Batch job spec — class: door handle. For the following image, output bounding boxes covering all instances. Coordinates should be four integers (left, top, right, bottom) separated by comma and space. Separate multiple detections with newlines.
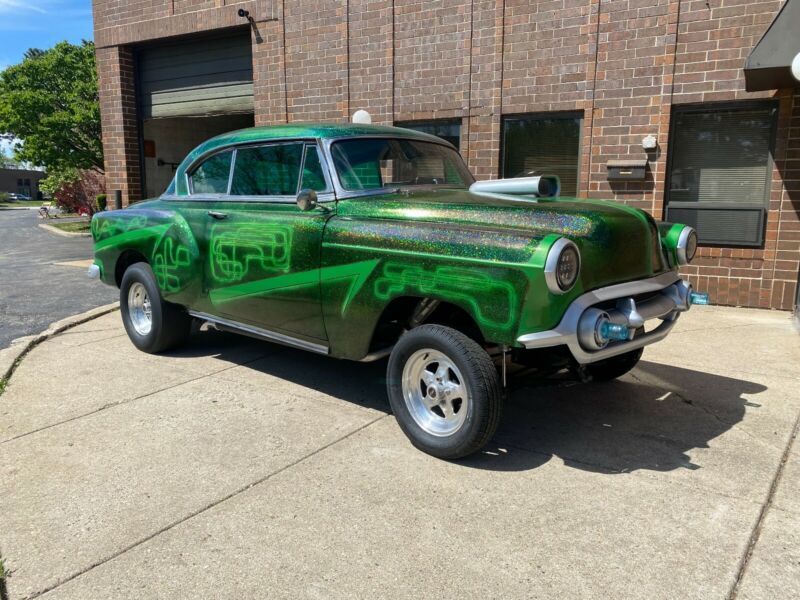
207, 211, 228, 220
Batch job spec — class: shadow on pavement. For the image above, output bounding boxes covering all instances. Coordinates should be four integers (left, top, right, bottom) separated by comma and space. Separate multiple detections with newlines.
164, 332, 766, 475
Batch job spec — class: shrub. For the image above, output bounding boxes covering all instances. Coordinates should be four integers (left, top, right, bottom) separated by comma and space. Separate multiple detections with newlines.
96, 193, 107, 212
40, 168, 105, 216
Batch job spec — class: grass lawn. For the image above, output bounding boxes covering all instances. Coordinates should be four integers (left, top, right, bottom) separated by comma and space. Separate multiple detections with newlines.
0, 200, 41, 208
48, 219, 91, 234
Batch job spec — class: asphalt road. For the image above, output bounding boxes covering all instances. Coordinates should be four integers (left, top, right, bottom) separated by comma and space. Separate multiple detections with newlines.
0, 209, 117, 349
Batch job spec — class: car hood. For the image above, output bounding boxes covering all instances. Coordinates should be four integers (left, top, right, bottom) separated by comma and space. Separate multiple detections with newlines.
335, 188, 669, 285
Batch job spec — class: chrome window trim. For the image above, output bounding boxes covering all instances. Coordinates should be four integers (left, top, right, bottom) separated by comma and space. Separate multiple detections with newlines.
176, 139, 335, 203
299, 143, 334, 194
320, 135, 474, 200
187, 148, 235, 196
229, 140, 305, 197
164, 192, 337, 204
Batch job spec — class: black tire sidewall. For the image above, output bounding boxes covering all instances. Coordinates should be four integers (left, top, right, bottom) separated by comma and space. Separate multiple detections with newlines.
387, 325, 500, 459
120, 262, 166, 353
586, 347, 643, 382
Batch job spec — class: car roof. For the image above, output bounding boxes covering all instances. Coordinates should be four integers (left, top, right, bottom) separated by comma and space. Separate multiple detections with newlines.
184, 123, 453, 165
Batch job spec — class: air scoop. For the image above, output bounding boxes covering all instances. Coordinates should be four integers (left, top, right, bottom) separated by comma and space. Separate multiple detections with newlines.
469, 175, 561, 199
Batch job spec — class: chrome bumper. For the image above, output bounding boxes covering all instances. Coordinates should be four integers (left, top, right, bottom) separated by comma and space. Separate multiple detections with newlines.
517, 272, 692, 364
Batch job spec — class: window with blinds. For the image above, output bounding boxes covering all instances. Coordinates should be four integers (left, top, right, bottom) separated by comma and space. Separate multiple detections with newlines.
666, 103, 777, 247
501, 114, 582, 196
396, 119, 462, 150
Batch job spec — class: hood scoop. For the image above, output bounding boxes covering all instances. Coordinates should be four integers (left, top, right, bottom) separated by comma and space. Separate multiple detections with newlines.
469, 175, 561, 202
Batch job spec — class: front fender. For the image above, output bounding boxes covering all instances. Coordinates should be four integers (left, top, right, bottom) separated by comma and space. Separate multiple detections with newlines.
320, 217, 553, 359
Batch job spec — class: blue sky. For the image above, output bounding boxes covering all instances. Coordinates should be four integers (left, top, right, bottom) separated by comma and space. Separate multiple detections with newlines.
1, 1, 93, 157
0, 1, 93, 71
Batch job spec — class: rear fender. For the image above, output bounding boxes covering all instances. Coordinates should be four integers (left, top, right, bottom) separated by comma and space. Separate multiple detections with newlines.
91, 209, 202, 304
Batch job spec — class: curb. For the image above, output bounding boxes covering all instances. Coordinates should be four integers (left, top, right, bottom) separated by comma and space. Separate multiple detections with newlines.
0, 302, 120, 382
37, 222, 92, 238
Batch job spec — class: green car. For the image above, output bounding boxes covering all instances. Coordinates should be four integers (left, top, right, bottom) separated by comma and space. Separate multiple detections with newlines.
90, 123, 704, 459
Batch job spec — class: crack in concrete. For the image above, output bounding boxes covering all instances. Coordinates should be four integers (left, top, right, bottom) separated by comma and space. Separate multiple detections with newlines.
20, 414, 388, 600
728, 405, 800, 599
0, 351, 279, 446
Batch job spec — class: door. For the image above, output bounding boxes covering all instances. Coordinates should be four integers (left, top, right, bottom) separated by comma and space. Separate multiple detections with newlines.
199, 141, 333, 343
138, 34, 253, 119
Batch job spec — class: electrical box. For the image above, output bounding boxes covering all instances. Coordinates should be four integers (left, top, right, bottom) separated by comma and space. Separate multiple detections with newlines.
606, 159, 648, 181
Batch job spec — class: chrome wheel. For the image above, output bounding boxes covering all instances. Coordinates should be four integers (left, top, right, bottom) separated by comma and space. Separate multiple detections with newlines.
127, 282, 152, 336
401, 348, 470, 437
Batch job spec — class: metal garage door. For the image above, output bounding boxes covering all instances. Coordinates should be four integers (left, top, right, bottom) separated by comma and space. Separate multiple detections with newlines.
138, 34, 254, 119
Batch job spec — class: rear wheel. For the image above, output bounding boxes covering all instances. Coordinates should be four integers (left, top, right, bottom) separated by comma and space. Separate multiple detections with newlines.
120, 262, 191, 353
387, 324, 502, 459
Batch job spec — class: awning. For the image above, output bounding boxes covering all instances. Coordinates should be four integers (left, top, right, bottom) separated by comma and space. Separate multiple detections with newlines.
744, 0, 800, 92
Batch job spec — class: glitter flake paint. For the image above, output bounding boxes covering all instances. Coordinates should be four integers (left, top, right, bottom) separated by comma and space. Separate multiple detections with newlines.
91, 123, 688, 360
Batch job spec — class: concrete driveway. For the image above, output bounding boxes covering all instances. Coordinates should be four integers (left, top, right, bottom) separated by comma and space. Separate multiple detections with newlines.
0, 306, 798, 599
0, 209, 117, 349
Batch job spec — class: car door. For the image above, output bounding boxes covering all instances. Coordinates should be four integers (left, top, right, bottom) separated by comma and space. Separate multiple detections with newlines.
200, 141, 333, 344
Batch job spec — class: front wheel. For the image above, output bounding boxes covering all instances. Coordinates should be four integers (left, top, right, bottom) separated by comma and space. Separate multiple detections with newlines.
584, 348, 643, 382
120, 262, 191, 353
387, 325, 502, 460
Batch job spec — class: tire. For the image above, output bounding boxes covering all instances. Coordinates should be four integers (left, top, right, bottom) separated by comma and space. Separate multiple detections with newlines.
584, 347, 643, 382
120, 262, 191, 353
387, 324, 502, 460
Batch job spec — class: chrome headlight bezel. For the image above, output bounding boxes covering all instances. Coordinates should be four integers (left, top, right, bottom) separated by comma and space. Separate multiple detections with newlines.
676, 226, 698, 265
545, 238, 581, 294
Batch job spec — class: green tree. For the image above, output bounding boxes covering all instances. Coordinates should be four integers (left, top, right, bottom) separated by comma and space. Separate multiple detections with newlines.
0, 41, 102, 173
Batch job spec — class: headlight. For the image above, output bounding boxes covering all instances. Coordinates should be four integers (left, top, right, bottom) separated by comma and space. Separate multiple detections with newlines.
545, 238, 581, 294
676, 226, 697, 265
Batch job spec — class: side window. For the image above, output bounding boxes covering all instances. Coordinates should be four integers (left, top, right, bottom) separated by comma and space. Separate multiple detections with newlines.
231, 143, 304, 196
190, 150, 233, 195
300, 145, 328, 192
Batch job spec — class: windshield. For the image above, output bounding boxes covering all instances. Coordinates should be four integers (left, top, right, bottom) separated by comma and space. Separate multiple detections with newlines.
331, 138, 474, 191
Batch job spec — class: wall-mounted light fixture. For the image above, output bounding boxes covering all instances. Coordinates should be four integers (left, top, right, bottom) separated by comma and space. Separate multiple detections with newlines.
642, 134, 658, 151
352, 110, 372, 124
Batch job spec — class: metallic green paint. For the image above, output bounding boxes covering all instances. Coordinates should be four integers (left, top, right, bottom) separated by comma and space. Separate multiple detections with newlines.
92, 124, 685, 361
659, 222, 687, 267
170, 123, 449, 196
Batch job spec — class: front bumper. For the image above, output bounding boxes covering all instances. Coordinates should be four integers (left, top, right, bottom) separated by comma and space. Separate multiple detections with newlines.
517, 271, 694, 364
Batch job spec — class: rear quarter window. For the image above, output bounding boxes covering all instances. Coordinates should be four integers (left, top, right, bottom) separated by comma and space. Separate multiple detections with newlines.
190, 151, 233, 194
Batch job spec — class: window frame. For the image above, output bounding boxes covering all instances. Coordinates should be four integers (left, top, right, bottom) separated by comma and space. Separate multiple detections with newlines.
323, 135, 475, 197
182, 139, 334, 203
499, 111, 584, 195
664, 100, 779, 248
187, 148, 235, 198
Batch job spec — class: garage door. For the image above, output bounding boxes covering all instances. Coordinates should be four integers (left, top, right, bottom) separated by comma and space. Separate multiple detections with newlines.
138, 34, 254, 119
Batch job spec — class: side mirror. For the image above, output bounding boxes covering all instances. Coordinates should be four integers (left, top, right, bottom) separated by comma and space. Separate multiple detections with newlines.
296, 188, 318, 211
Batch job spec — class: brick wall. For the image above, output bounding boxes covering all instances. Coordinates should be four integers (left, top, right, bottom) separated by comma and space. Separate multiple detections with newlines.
92, 0, 799, 309
284, 0, 349, 121
348, 0, 394, 125
96, 45, 141, 206
393, 0, 471, 119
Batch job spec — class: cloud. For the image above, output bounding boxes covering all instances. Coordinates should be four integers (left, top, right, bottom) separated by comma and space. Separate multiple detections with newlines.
0, 1, 47, 14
